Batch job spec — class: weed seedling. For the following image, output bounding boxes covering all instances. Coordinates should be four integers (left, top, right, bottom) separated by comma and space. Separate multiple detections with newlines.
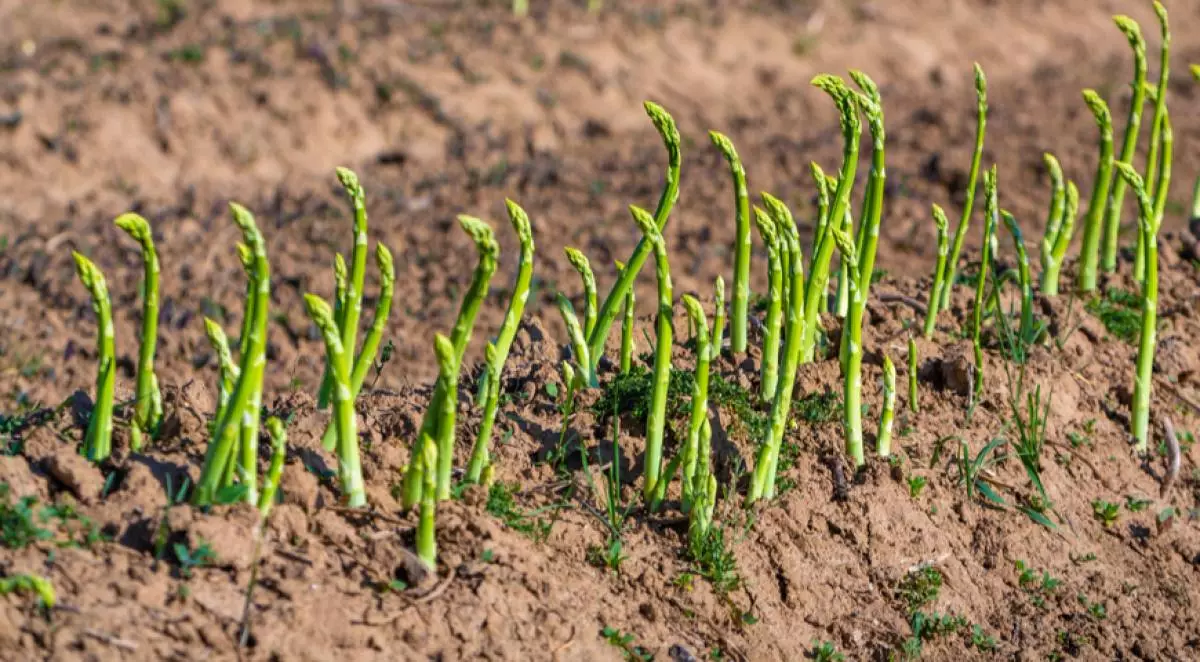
897, 566, 942, 612
600, 626, 653, 661
811, 640, 845, 662
174, 540, 216, 578
907, 476, 927, 499
1091, 499, 1120, 528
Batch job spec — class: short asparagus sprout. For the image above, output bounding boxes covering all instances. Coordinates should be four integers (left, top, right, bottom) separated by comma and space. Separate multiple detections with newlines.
802, 74, 861, 364
630, 205, 674, 508
317, 254, 349, 410
688, 417, 716, 551
1101, 16, 1148, 274
1140, 3, 1170, 269
710, 130, 751, 355
194, 204, 270, 506
810, 162, 832, 314
416, 430, 438, 570
114, 213, 162, 451
754, 206, 784, 400
908, 336, 919, 414
257, 417, 287, 518
1076, 90, 1115, 293
202, 317, 240, 432
615, 259, 635, 374
467, 199, 535, 483
878, 354, 896, 457
587, 102, 681, 369
0, 573, 55, 608
1116, 120, 1170, 453
941, 63, 988, 310
402, 215, 499, 508
564, 247, 598, 337
556, 293, 595, 389
72, 252, 115, 463
971, 168, 1001, 401
923, 205, 950, 338
710, 276, 726, 362
1041, 180, 1080, 296
319, 243, 396, 452
303, 293, 365, 507
680, 294, 711, 512
747, 192, 806, 504
1001, 211, 1035, 347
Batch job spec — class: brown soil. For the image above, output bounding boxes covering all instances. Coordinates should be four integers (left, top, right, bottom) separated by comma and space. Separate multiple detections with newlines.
2, 1, 1200, 660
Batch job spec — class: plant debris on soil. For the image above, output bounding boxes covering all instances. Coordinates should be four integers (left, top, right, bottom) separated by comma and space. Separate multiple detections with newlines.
3, 1, 1200, 661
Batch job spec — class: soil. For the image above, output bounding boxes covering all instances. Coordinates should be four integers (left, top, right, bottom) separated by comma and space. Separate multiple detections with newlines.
2, 1, 1200, 660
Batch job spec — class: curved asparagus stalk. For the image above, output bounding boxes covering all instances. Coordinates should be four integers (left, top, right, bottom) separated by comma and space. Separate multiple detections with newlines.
753, 206, 783, 400
941, 64, 989, 309
1076, 91, 1115, 293
203, 317, 239, 432
629, 205, 673, 507
1101, 16, 1148, 274
710, 276, 726, 362
72, 253, 115, 463
114, 213, 162, 451
317, 254, 348, 410
335, 168, 370, 384
303, 293, 364, 507
236, 242, 257, 360
710, 131, 751, 355
748, 195, 806, 503
878, 353, 896, 457
1042, 181, 1080, 296
680, 294, 711, 512
587, 102, 681, 368
849, 70, 887, 298
810, 163, 832, 315
564, 247, 597, 337
402, 216, 498, 508
829, 228, 866, 465
194, 204, 270, 506
908, 336, 919, 414
801, 75, 861, 364
971, 168, 1000, 401
320, 244, 396, 452
923, 205, 950, 338
257, 417, 287, 518
1037, 154, 1066, 290
467, 200, 535, 483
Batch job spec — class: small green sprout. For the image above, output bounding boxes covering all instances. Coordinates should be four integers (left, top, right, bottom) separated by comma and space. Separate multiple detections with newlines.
114, 213, 163, 450
564, 247, 597, 337
923, 204, 949, 338
897, 565, 943, 612
0, 573, 55, 608
71, 252, 115, 463
907, 476, 927, 499
417, 430, 438, 570
257, 417, 287, 518
877, 353, 896, 458
907, 336, 919, 413
1039, 153, 1081, 296
1092, 499, 1120, 528
811, 640, 845, 662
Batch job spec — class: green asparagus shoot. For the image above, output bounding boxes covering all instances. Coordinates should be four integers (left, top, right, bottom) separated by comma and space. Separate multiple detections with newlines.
748, 192, 806, 503
71, 252, 115, 463
1041, 180, 1080, 297
710, 130, 751, 355
878, 353, 896, 458
0, 573, 55, 608
556, 293, 595, 389
432, 333, 459, 500
587, 102, 680, 369
710, 276, 726, 362
941, 63, 988, 309
753, 206, 783, 401
1076, 90, 1115, 293
616, 260, 635, 374
194, 203, 270, 507
317, 254, 348, 410
1101, 16, 1148, 274
971, 168, 1000, 401
923, 205, 949, 338
114, 213, 162, 451
908, 336, 919, 414
303, 293, 365, 507
320, 243, 396, 452
202, 317, 239, 441
1000, 211, 1036, 351
1138, 2, 1170, 284
829, 227, 866, 465
467, 199, 535, 483
564, 247, 598, 337
680, 294, 711, 512
630, 205, 673, 508
417, 430, 438, 570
